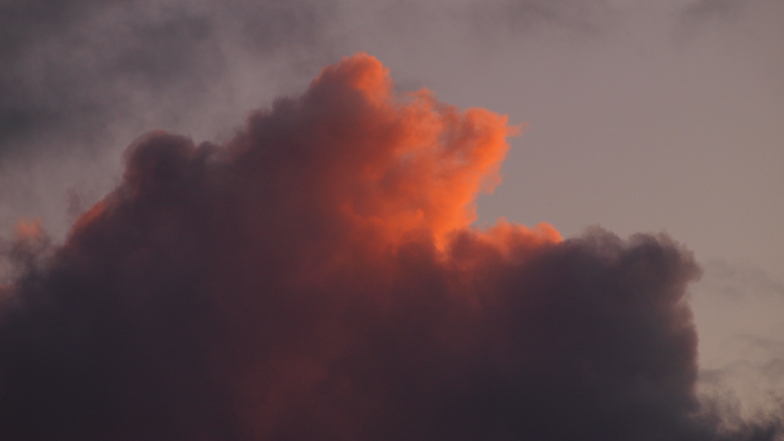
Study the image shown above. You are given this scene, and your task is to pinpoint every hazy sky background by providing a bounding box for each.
[1,0,782,423]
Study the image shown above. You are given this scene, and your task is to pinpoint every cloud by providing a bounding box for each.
[674,0,784,43]
[0,0,337,159]
[0,0,340,243]
[690,261,784,439]
[681,0,747,22]
[0,0,619,162]
[691,260,784,369]
[0,0,631,240]
[465,0,617,38]
[698,359,784,441]
[0,53,779,441]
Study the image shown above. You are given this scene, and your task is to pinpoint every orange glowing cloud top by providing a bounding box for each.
[0,53,717,441]
[218,53,559,252]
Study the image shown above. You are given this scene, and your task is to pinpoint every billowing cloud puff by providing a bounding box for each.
[0,54,776,441]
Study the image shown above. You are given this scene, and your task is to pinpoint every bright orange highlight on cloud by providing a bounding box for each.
[0,53,714,441]
[246,53,559,251]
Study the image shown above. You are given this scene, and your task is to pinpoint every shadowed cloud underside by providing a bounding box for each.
[0,54,777,441]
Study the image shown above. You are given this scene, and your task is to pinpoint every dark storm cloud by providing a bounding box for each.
[0,0,336,158]
[0,54,779,441]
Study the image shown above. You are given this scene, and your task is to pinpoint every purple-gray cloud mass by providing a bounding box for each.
[1,1,782,440]
[0,52,781,441]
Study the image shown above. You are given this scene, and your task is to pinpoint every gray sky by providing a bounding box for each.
[1,0,782,428]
